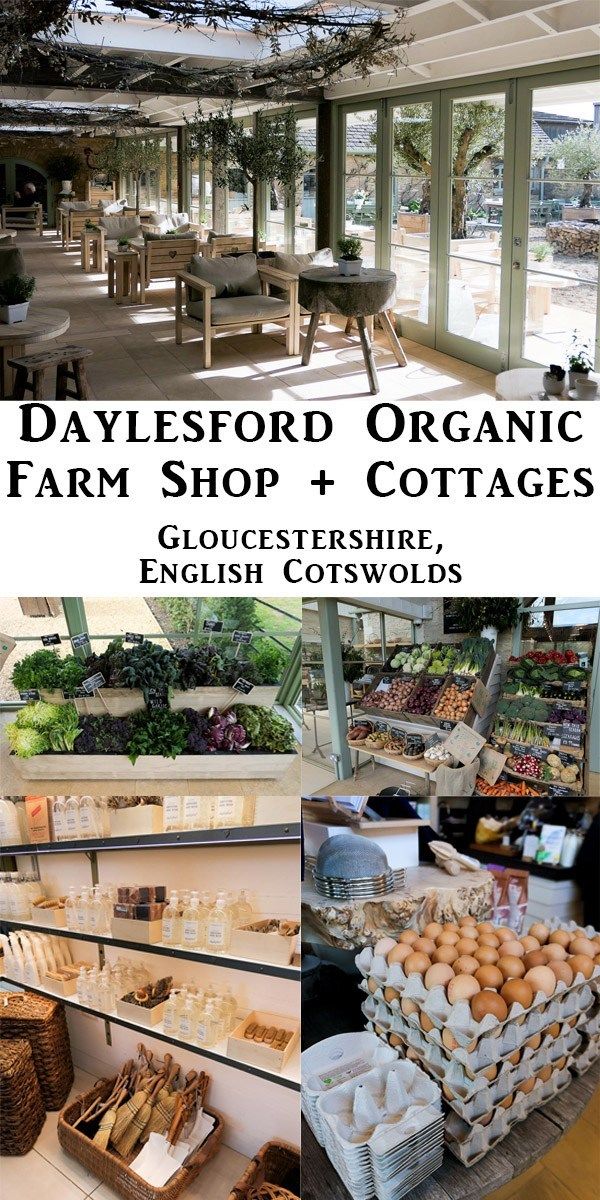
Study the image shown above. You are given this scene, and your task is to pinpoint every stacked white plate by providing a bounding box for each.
[317,1058,443,1200]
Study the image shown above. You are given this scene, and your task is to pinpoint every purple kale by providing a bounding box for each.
[182,708,214,754]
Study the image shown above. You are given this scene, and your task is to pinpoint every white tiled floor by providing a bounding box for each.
[1,1067,246,1200]
[9,231,496,403]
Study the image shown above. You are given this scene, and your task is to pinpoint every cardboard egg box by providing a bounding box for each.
[443,1060,574,1167]
[580,997,600,1039]
[357,946,599,1051]
[571,1031,600,1075]
[361,995,586,1090]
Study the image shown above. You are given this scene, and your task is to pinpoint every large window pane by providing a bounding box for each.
[391,102,432,321]
[523,82,599,365]
[446,94,505,347]
[343,110,377,267]
[295,115,316,253]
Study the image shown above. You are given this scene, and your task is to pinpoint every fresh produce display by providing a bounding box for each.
[508,649,579,667]
[506,655,588,697]
[362,731,403,753]
[452,637,493,676]
[404,677,445,715]
[348,723,371,741]
[11,650,86,695]
[389,645,432,673]
[475,777,545,797]
[547,704,586,726]
[494,716,552,748]
[424,743,454,766]
[426,646,459,676]
[506,751,580,786]
[433,676,475,722]
[496,696,553,722]
[362,676,415,712]
[6,702,295,761]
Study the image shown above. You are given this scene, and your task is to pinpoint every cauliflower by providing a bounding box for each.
[6,724,49,758]
[546,753,562,768]
[560,765,579,783]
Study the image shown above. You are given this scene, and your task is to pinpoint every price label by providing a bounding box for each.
[124,632,144,644]
[82,672,106,694]
[548,785,573,797]
[232,630,253,645]
[72,687,87,699]
[471,679,490,718]
[41,633,61,646]
[233,677,254,695]
[203,619,223,633]
[561,722,582,749]
[20,689,40,702]
[71,633,90,650]
[375,680,391,693]
[563,681,583,695]
[374,720,388,732]
[478,745,508,786]
[146,687,169,709]
[439,719,454,732]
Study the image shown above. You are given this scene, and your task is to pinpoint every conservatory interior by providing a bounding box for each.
[0,0,598,401]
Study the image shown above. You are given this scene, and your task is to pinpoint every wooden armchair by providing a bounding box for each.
[175,260,300,369]
[201,234,254,259]
[136,234,200,300]
[60,206,102,249]
[1,204,44,236]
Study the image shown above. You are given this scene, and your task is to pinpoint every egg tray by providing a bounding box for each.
[360,982,594,1076]
[362,1000,587,1097]
[356,945,599,1051]
[443,1061,575,1167]
[580,997,600,1040]
[571,1030,600,1076]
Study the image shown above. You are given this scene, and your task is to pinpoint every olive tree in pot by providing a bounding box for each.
[47,151,82,196]
[0,273,35,324]
[96,137,162,215]
[337,235,363,276]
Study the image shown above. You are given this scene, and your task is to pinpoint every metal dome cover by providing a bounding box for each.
[315,834,389,881]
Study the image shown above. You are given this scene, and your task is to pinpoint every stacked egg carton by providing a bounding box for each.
[317,1058,444,1200]
[301,1032,398,1146]
[356,920,599,1166]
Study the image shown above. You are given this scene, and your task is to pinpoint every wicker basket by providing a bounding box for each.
[58,1076,223,1200]
[0,1039,46,1155]
[0,991,73,1110]
[228,1140,300,1200]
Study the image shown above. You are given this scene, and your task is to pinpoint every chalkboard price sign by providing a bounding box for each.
[233,678,254,695]
[374,720,388,732]
[41,633,61,646]
[71,633,90,649]
[19,689,40,702]
[125,632,144,644]
[232,630,253,645]
[203,619,223,633]
[82,672,106,694]
[146,688,169,709]
[439,720,454,732]
[561,722,582,749]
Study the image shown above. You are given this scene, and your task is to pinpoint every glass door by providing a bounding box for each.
[388,97,437,344]
[341,106,379,267]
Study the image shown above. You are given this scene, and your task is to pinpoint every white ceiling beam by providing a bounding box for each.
[454,0,490,21]
[528,11,559,31]
[63,14,268,63]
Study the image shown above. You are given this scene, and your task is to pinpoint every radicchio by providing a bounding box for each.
[206,707,250,753]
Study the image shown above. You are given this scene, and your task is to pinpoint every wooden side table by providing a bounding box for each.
[107,249,139,305]
[80,228,106,273]
[298,266,406,395]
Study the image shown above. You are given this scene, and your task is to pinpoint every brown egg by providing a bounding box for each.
[526,1033,542,1050]
[542,944,568,963]
[412,937,436,957]
[594,954,600,967]
[399,930,419,945]
[570,936,597,959]
[453,955,480,976]
[500,1093,514,1110]
[498,955,526,981]
[501,940,525,959]
[523,950,547,970]
[483,1064,498,1081]
[518,1077,536,1095]
[388,942,413,965]
[437,930,460,947]
[479,933,500,949]
[421,1012,435,1033]
[425,963,455,991]
[507,1050,521,1066]
[495,927,517,943]
[406,1048,420,1062]
[592,936,600,952]
[442,1027,459,1051]
[442,1083,454,1101]
[537,1065,552,1083]
[479,1112,493,1127]
[432,945,459,965]
[444,923,460,934]
[529,922,549,945]
[554,1055,567,1070]
[524,966,556,998]
[475,946,500,966]
[566,1016,578,1028]
[477,922,495,934]
[567,953,594,980]
[456,938,479,957]
[459,916,477,929]
[384,986,400,1003]
[548,929,571,949]
[447,974,481,1005]
[547,1023,561,1039]
[401,997,418,1016]
[471,990,508,1023]
[367,977,378,994]
[374,1025,385,1036]
[501,979,533,1010]
[475,965,504,991]
[389,1033,403,1048]
[521,935,541,953]
[423,922,443,940]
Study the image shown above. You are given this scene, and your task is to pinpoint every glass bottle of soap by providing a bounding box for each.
[178,995,196,1042]
[65,887,78,932]
[76,886,90,933]
[234,889,254,927]
[195,998,219,1047]
[162,892,182,946]
[206,892,232,955]
[52,796,67,843]
[78,795,100,839]
[88,885,106,936]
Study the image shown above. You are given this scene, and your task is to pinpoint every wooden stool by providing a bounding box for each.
[8,344,92,401]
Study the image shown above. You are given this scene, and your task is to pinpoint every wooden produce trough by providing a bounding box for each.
[170,685,279,712]
[12,749,297,781]
[39,688,145,717]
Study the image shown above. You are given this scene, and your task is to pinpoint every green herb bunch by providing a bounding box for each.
[233,705,296,753]
[12,650,86,694]
[127,710,189,763]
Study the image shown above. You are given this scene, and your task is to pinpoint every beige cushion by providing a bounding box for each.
[209,295,290,325]
[100,215,142,238]
[272,248,333,274]
[100,199,127,214]
[188,252,261,301]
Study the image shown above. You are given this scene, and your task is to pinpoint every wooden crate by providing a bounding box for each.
[115,998,167,1026]
[39,688,145,716]
[111,917,163,944]
[170,686,279,712]
[230,920,298,966]
[12,750,296,781]
[227,1010,299,1073]
[30,906,66,929]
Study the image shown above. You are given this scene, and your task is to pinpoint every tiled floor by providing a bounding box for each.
[1,1067,246,1200]
[10,231,496,403]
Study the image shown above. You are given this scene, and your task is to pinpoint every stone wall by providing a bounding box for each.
[0,134,113,201]
[546,220,599,257]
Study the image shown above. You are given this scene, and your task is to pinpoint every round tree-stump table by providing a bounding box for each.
[298,266,406,395]
[0,305,70,400]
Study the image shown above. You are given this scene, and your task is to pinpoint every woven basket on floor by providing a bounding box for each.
[58,1075,223,1200]
[0,991,73,1110]
[228,1141,300,1200]
[0,1039,46,1155]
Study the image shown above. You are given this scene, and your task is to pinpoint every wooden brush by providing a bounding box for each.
[110,1074,152,1147]
[114,1074,165,1158]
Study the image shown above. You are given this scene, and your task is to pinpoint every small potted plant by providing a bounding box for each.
[337,235,363,277]
[117,236,131,251]
[543,363,566,396]
[85,219,100,233]
[567,335,593,390]
[0,273,35,324]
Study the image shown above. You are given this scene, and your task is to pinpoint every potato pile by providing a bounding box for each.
[434,678,475,722]
[373,918,600,1030]
[362,677,415,712]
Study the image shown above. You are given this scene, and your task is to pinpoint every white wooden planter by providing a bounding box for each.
[39,688,146,716]
[170,685,279,712]
[12,750,296,781]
